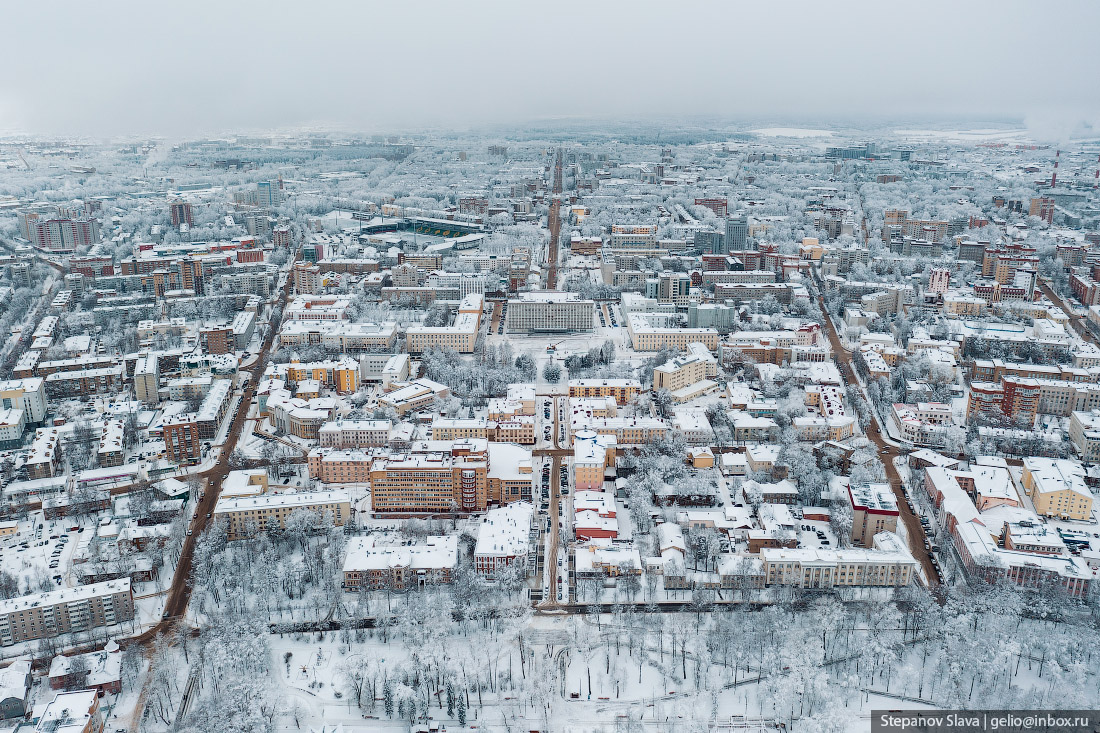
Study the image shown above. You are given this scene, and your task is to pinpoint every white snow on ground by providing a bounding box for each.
[751,128,835,138]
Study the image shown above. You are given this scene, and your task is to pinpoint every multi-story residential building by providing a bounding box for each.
[713,282,795,305]
[306,448,374,484]
[489,416,535,444]
[168,199,193,228]
[20,214,100,253]
[760,532,917,588]
[1020,457,1093,521]
[199,325,234,355]
[163,415,201,464]
[724,212,748,252]
[1029,196,1055,224]
[694,197,728,218]
[568,379,641,405]
[505,291,593,334]
[195,380,232,440]
[928,267,951,294]
[343,535,458,590]
[0,579,133,646]
[0,378,48,427]
[880,209,948,243]
[213,491,351,540]
[43,367,124,398]
[431,418,488,441]
[134,353,160,405]
[474,502,534,577]
[847,482,899,547]
[571,413,669,446]
[25,428,61,480]
[653,352,712,393]
[1069,410,1100,462]
[271,357,361,394]
[573,430,616,490]
[0,409,25,450]
[254,179,284,207]
[293,262,322,294]
[608,224,658,248]
[426,272,498,297]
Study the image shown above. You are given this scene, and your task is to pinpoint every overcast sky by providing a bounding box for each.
[2,0,1098,140]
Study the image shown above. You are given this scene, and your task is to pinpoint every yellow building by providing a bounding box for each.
[407,293,483,354]
[652,353,710,392]
[213,491,351,540]
[568,379,641,406]
[284,358,361,394]
[431,418,488,440]
[1021,457,1094,521]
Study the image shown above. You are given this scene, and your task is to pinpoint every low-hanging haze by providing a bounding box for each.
[2,0,1098,140]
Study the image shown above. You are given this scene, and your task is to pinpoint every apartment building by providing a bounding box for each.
[847,482,899,547]
[1069,410,1100,462]
[199,325,234,355]
[608,223,658,248]
[760,533,917,589]
[490,417,535,444]
[43,367,124,398]
[134,353,160,405]
[573,430,617,490]
[568,379,641,406]
[505,291,593,334]
[880,209,948,243]
[1021,457,1093,521]
[213,490,351,540]
[21,215,100,253]
[431,418,488,441]
[0,579,133,646]
[25,428,61,480]
[1029,196,1056,224]
[272,357,361,394]
[652,352,714,392]
[474,502,535,577]
[572,414,669,446]
[163,415,201,464]
[0,378,48,426]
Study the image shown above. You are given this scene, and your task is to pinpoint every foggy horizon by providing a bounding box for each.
[2,0,1098,142]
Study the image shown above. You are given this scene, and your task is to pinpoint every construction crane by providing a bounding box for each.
[17,150,30,170]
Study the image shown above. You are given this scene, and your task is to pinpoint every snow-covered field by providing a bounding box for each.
[751,128,835,138]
